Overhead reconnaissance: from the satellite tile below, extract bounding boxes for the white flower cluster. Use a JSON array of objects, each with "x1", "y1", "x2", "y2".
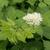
[{"x1": 23, "y1": 12, "x2": 43, "y2": 26}]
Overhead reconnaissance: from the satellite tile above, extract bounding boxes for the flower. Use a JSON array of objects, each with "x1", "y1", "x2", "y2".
[{"x1": 23, "y1": 12, "x2": 43, "y2": 26}]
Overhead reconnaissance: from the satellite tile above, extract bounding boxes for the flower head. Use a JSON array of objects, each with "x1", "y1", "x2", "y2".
[{"x1": 23, "y1": 12, "x2": 43, "y2": 26}]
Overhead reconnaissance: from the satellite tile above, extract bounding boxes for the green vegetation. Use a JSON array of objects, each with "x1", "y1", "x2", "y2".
[{"x1": 0, "y1": 0, "x2": 50, "y2": 50}]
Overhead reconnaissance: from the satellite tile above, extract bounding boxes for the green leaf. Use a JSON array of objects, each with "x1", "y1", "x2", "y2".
[
  {"x1": 27, "y1": 7, "x2": 34, "y2": 13},
  {"x1": 0, "y1": 19, "x2": 17, "y2": 43},
  {"x1": 39, "y1": 2, "x2": 46, "y2": 8},
  {"x1": 6, "y1": 7, "x2": 25, "y2": 20},
  {"x1": 44, "y1": 0, "x2": 50, "y2": 5},
  {"x1": 27, "y1": 0, "x2": 36, "y2": 5},
  {"x1": 44, "y1": 41, "x2": 50, "y2": 50},
  {"x1": 43, "y1": 26, "x2": 50, "y2": 39},
  {"x1": 39, "y1": 2, "x2": 49, "y2": 13},
  {"x1": 6, "y1": 7, "x2": 18, "y2": 20},
  {"x1": 34, "y1": 26, "x2": 43, "y2": 37},
  {"x1": 43, "y1": 11, "x2": 50, "y2": 27},
  {"x1": 0, "y1": 0, "x2": 8, "y2": 9}
]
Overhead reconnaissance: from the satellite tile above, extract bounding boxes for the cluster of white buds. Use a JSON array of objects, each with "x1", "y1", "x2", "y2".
[{"x1": 23, "y1": 12, "x2": 43, "y2": 26}]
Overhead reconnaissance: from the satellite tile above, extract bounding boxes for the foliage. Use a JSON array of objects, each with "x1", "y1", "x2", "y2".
[{"x1": 0, "y1": 0, "x2": 50, "y2": 50}]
